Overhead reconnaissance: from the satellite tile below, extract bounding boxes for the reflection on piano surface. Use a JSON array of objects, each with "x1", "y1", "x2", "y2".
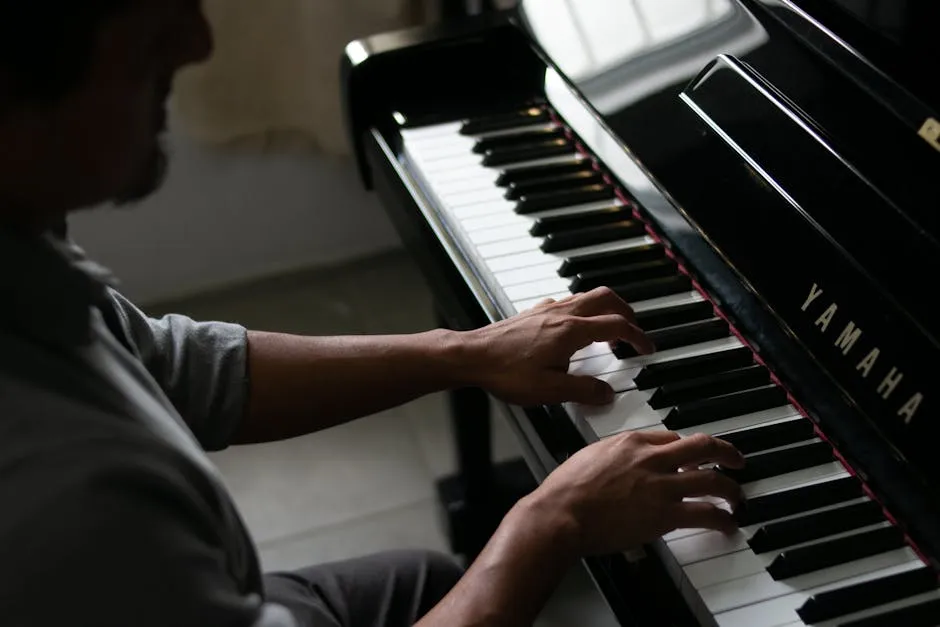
[{"x1": 343, "y1": 1, "x2": 940, "y2": 625}]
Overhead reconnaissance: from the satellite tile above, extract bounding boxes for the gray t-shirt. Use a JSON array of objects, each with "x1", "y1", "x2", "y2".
[{"x1": 0, "y1": 229, "x2": 296, "y2": 627}]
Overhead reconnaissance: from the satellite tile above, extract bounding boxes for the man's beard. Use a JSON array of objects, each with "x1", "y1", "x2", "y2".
[{"x1": 114, "y1": 135, "x2": 169, "y2": 205}]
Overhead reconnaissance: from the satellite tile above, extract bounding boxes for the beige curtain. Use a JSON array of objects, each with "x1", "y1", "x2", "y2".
[{"x1": 170, "y1": 0, "x2": 435, "y2": 156}]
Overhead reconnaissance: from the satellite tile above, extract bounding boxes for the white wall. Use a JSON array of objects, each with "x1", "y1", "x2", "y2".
[{"x1": 69, "y1": 124, "x2": 401, "y2": 305}]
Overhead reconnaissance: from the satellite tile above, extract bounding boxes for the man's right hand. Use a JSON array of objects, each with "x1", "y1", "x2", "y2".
[{"x1": 526, "y1": 430, "x2": 746, "y2": 556}]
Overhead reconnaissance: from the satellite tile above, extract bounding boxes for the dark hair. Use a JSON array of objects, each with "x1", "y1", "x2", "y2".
[{"x1": 0, "y1": 2, "x2": 131, "y2": 103}]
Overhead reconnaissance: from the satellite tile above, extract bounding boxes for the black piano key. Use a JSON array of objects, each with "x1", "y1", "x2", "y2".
[
  {"x1": 541, "y1": 221, "x2": 646, "y2": 254},
  {"x1": 634, "y1": 347, "x2": 754, "y2": 390},
  {"x1": 516, "y1": 183, "x2": 615, "y2": 214},
  {"x1": 570, "y1": 258, "x2": 678, "y2": 292},
  {"x1": 749, "y1": 500, "x2": 885, "y2": 553},
  {"x1": 634, "y1": 300, "x2": 715, "y2": 332},
  {"x1": 614, "y1": 317, "x2": 728, "y2": 360},
  {"x1": 664, "y1": 384, "x2": 789, "y2": 430},
  {"x1": 473, "y1": 127, "x2": 565, "y2": 154},
  {"x1": 611, "y1": 275, "x2": 692, "y2": 309},
  {"x1": 559, "y1": 243, "x2": 667, "y2": 277},
  {"x1": 717, "y1": 418, "x2": 816, "y2": 456},
  {"x1": 648, "y1": 365, "x2": 770, "y2": 409},
  {"x1": 736, "y1": 476, "x2": 862, "y2": 526},
  {"x1": 496, "y1": 161, "x2": 590, "y2": 187},
  {"x1": 720, "y1": 440, "x2": 833, "y2": 485},
  {"x1": 841, "y1": 598, "x2": 940, "y2": 627},
  {"x1": 767, "y1": 525, "x2": 906, "y2": 581},
  {"x1": 460, "y1": 107, "x2": 550, "y2": 136},
  {"x1": 798, "y1": 566, "x2": 939, "y2": 623},
  {"x1": 530, "y1": 204, "x2": 630, "y2": 236},
  {"x1": 508, "y1": 169, "x2": 603, "y2": 200},
  {"x1": 482, "y1": 138, "x2": 572, "y2": 167}
]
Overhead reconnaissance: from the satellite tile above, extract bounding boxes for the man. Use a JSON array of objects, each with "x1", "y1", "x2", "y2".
[{"x1": 0, "y1": 2, "x2": 745, "y2": 626}]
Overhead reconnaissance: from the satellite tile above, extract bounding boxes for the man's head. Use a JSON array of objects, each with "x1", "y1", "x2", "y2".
[{"x1": 0, "y1": 1, "x2": 212, "y2": 230}]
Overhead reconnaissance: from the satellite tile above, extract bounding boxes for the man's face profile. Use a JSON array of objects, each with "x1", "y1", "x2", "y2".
[{"x1": 0, "y1": 1, "x2": 213, "y2": 227}]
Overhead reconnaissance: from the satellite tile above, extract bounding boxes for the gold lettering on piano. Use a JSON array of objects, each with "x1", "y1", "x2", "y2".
[
  {"x1": 802, "y1": 282, "x2": 925, "y2": 426},
  {"x1": 877, "y1": 367, "x2": 903, "y2": 400},
  {"x1": 856, "y1": 348, "x2": 879, "y2": 378},
  {"x1": 899, "y1": 393, "x2": 923, "y2": 425},
  {"x1": 918, "y1": 117, "x2": 940, "y2": 153},
  {"x1": 802, "y1": 283, "x2": 824, "y2": 311},
  {"x1": 835, "y1": 322, "x2": 862, "y2": 355},
  {"x1": 815, "y1": 304, "x2": 837, "y2": 332}
]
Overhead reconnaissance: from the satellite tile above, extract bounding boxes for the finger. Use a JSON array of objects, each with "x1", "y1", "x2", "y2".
[
  {"x1": 654, "y1": 433, "x2": 746, "y2": 471},
  {"x1": 534, "y1": 298, "x2": 557, "y2": 309},
  {"x1": 664, "y1": 470, "x2": 744, "y2": 509},
  {"x1": 567, "y1": 287, "x2": 637, "y2": 324},
  {"x1": 667, "y1": 501, "x2": 738, "y2": 535},
  {"x1": 544, "y1": 372, "x2": 615, "y2": 405},
  {"x1": 576, "y1": 314, "x2": 655, "y2": 355},
  {"x1": 629, "y1": 430, "x2": 681, "y2": 446}
]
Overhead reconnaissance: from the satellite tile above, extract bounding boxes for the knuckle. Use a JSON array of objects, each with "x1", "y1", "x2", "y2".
[{"x1": 556, "y1": 314, "x2": 582, "y2": 332}]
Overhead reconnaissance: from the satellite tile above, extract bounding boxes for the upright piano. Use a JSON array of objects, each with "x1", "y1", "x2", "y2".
[{"x1": 342, "y1": 1, "x2": 940, "y2": 625}]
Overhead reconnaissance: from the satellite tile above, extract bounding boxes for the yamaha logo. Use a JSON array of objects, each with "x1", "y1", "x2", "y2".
[{"x1": 802, "y1": 283, "x2": 923, "y2": 426}]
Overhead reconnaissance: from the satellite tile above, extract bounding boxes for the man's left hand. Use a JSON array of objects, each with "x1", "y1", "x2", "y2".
[{"x1": 460, "y1": 287, "x2": 655, "y2": 406}]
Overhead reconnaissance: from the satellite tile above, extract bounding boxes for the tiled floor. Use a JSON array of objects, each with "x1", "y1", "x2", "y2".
[{"x1": 149, "y1": 250, "x2": 619, "y2": 626}]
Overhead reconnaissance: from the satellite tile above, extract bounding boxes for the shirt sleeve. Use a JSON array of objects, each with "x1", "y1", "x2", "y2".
[
  {"x1": 100, "y1": 288, "x2": 249, "y2": 451},
  {"x1": 0, "y1": 436, "x2": 297, "y2": 627}
]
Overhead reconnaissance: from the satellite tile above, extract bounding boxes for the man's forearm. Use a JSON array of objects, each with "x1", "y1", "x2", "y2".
[
  {"x1": 234, "y1": 330, "x2": 471, "y2": 444},
  {"x1": 418, "y1": 493, "x2": 580, "y2": 627}
]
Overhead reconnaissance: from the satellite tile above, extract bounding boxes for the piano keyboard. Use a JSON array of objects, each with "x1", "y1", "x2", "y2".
[{"x1": 400, "y1": 107, "x2": 940, "y2": 627}]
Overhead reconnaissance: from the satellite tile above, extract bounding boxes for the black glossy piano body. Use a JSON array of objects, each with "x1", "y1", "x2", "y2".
[{"x1": 343, "y1": 1, "x2": 940, "y2": 625}]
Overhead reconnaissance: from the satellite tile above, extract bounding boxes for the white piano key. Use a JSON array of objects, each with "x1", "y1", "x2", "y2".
[
  {"x1": 489, "y1": 249, "x2": 561, "y2": 273},
  {"x1": 504, "y1": 277, "x2": 572, "y2": 301},
  {"x1": 597, "y1": 366, "x2": 644, "y2": 393},
  {"x1": 478, "y1": 236, "x2": 542, "y2": 258},
  {"x1": 684, "y1": 521, "x2": 893, "y2": 590},
  {"x1": 570, "y1": 336, "x2": 744, "y2": 378},
  {"x1": 408, "y1": 139, "x2": 478, "y2": 160},
  {"x1": 701, "y1": 548, "x2": 922, "y2": 614},
  {"x1": 670, "y1": 529, "x2": 750, "y2": 567},
  {"x1": 462, "y1": 212, "x2": 532, "y2": 233},
  {"x1": 571, "y1": 342, "x2": 613, "y2": 361},
  {"x1": 682, "y1": 406, "x2": 802, "y2": 438},
  {"x1": 714, "y1": 560, "x2": 927, "y2": 627},
  {"x1": 668, "y1": 495, "x2": 871, "y2": 567},
  {"x1": 419, "y1": 153, "x2": 486, "y2": 173},
  {"x1": 631, "y1": 291, "x2": 706, "y2": 313},
  {"x1": 568, "y1": 389, "x2": 667, "y2": 438},
  {"x1": 431, "y1": 173, "x2": 500, "y2": 196},
  {"x1": 489, "y1": 236, "x2": 654, "y2": 274},
  {"x1": 467, "y1": 222, "x2": 533, "y2": 245},
  {"x1": 452, "y1": 199, "x2": 519, "y2": 220},
  {"x1": 441, "y1": 186, "x2": 509, "y2": 207},
  {"x1": 744, "y1": 461, "x2": 847, "y2": 499},
  {"x1": 399, "y1": 122, "x2": 463, "y2": 140},
  {"x1": 422, "y1": 151, "x2": 583, "y2": 174},
  {"x1": 421, "y1": 164, "x2": 497, "y2": 184},
  {"x1": 661, "y1": 464, "x2": 849, "y2": 545},
  {"x1": 494, "y1": 261, "x2": 562, "y2": 288}
]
